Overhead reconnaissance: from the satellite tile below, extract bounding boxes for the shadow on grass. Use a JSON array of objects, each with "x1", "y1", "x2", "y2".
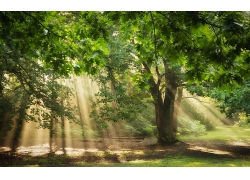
[{"x1": 1, "y1": 140, "x2": 250, "y2": 167}]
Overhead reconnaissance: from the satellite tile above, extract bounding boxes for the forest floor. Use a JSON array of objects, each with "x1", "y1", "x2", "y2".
[{"x1": 1, "y1": 129, "x2": 250, "y2": 167}]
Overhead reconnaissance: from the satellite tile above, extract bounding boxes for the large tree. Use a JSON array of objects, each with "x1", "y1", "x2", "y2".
[
  {"x1": 2, "y1": 11, "x2": 250, "y2": 145},
  {"x1": 93, "y1": 11, "x2": 250, "y2": 143}
]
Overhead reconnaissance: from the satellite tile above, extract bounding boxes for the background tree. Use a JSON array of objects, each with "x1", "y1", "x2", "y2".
[
  {"x1": 0, "y1": 12, "x2": 84, "y2": 146},
  {"x1": 90, "y1": 26, "x2": 150, "y2": 132},
  {"x1": 207, "y1": 80, "x2": 250, "y2": 121}
]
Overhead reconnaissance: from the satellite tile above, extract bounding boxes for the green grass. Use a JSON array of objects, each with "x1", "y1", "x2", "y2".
[
  {"x1": 179, "y1": 126, "x2": 250, "y2": 142},
  {"x1": 1, "y1": 154, "x2": 71, "y2": 167},
  {"x1": 73, "y1": 154, "x2": 250, "y2": 167},
  {"x1": 7, "y1": 151, "x2": 249, "y2": 167},
  {"x1": 72, "y1": 126, "x2": 250, "y2": 167},
  {"x1": 1, "y1": 126, "x2": 250, "y2": 167}
]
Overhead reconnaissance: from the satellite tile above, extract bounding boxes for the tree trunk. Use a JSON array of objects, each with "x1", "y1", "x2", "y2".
[
  {"x1": 11, "y1": 94, "x2": 28, "y2": 152},
  {"x1": 156, "y1": 86, "x2": 177, "y2": 144},
  {"x1": 61, "y1": 109, "x2": 66, "y2": 154},
  {"x1": 49, "y1": 118, "x2": 54, "y2": 153},
  {"x1": 0, "y1": 72, "x2": 4, "y2": 131},
  {"x1": 143, "y1": 61, "x2": 179, "y2": 144},
  {"x1": 158, "y1": 60, "x2": 179, "y2": 144}
]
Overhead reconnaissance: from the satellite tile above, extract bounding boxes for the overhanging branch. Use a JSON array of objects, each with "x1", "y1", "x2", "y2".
[
  {"x1": 23, "y1": 12, "x2": 62, "y2": 38},
  {"x1": 182, "y1": 96, "x2": 210, "y2": 103}
]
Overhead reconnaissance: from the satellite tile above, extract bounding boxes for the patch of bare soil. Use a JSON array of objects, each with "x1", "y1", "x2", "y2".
[{"x1": 0, "y1": 137, "x2": 250, "y2": 166}]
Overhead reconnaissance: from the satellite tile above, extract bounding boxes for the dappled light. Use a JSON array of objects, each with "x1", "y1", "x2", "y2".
[
  {"x1": 1, "y1": 78, "x2": 250, "y2": 166},
  {"x1": 229, "y1": 141, "x2": 249, "y2": 146},
  {"x1": 181, "y1": 90, "x2": 226, "y2": 127},
  {"x1": 20, "y1": 121, "x2": 50, "y2": 147},
  {"x1": 1, "y1": 11, "x2": 250, "y2": 168},
  {"x1": 1, "y1": 76, "x2": 250, "y2": 166},
  {"x1": 0, "y1": 75, "x2": 129, "y2": 156},
  {"x1": 188, "y1": 146, "x2": 233, "y2": 156}
]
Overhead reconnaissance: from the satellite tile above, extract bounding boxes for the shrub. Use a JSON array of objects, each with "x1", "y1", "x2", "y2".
[
  {"x1": 180, "y1": 100, "x2": 215, "y2": 130},
  {"x1": 178, "y1": 116, "x2": 207, "y2": 136},
  {"x1": 236, "y1": 119, "x2": 250, "y2": 127},
  {"x1": 235, "y1": 113, "x2": 250, "y2": 127}
]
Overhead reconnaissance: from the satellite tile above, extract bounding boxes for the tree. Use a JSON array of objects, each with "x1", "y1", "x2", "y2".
[
  {"x1": 95, "y1": 11, "x2": 250, "y2": 143},
  {"x1": 0, "y1": 54, "x2": 80, "y2": 146},
  {"x1": 0, "y1": 12, "x2": 83, "y2": 145},
  {"x1": 2, "y1": 11, "x2": 250, "y2": 145},
  {"x1": 0, "y1": 11, "x2": 109, "y2": 126},
  {"x1": 0, "y1": 11, "x2": 110, "y2": 75},
  {"x1": 208, "y1": 80, "x2": 250, "y2": 119},
  {"x1": 90, "y1": 26, "x2": 151, "y2": 132}
]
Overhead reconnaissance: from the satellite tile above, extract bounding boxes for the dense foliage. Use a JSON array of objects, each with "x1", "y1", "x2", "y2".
[
  {"x1": 0, "y1": 12, "x2": 81, "y2": 139},
  {"x1": 1, "y1": 11, "x2": 250, "y2": 144}
]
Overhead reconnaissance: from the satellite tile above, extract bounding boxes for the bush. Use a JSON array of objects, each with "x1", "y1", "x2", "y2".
[
  {"x1": 180, "y1": 100, "x2": 215, "y2": 130},
  {"x1": 178, "y1": 116, "x2": 206, "y2": 136},
  {"x1": 139, "y1": 125, "x2": 157, "y2": 137},
  {"x1": 236, "y1": 119, "x2": 250, "y2": 127},
  {"x1": 119, "y1": 103, "x2": 157, "y2": 137},
  {"x1": 235, "y1": 113, "x2": 250, "y2": 127},
  {"x1": 123, "y1": 124, "x2": 157, "y2": 137}
]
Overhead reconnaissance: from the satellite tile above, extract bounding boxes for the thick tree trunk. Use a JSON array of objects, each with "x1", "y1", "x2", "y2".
[
  {"x1": 156, "y1": 86, "x2": 177, "y2": 144},
  {"x1": 143, "y1": 61, "x2": 179, "y2": 144}
]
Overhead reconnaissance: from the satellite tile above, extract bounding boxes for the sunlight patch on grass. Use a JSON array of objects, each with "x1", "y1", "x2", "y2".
[
  {"x1": 111, "y1": 150, "x2": 133, "y2": 154},
  {"x1": 132, "y1": 150, "x2": 145, "y2": 155},
  {"x1": 129, "y1": 159, "x2": 147, "y2": 164},
  {"x1": 185, "y1": 162, "x2": 203, "y2": 166},
  {"x1": 25, "y1": 164, "x2": 39, "y2": 167},
  {"x1": 0, "y1": 147, "x2": 11, "y2": 152},
  {"x1": 229, "y1": 141, "x2": 249, "y2": 146},
  {"x1": 154, "y1": 149, "x2": 167, "y2": 152},
  {"x1": 55, "y1": 150, "x2": 65, "y2": 155},
  {"x1": 179, "y1": 126, "x2": 250, "y2": 142},
  {"x1": 188, "y1": 146, "x2": 233, "y2": 156},
  {"x1": 85, "y1": 148, "x2": 99, "y2": 152},
  {"x1": 16, "y1": 144, "x2": 50, "y2": 156}
]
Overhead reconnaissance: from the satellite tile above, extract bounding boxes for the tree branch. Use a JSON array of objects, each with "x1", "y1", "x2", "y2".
[
  {"x1": 23, "y1": 12, "x2": 62, "y2": 38},
  {"x1": 157, "y1": 11, "x2": 199, "y2": 49},
  {"x1": 149, "y1": 11, "x2": 158, "y2": 60},
  {"x1": 142, "y1": 61, "x2": 151, "y2": 74},
  {"x1": 155, "y1": 65, "x2": 161, "y2": 86},
  {"x1": 182, "y1": 96, "x2": 210, "y2": 103}
]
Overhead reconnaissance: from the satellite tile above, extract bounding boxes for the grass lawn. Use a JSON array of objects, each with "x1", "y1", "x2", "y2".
[
  {"x1": 1, "y1": 126, "x2": 250, "y2": 167},
  {"x1": 179, "y1": 126, "x2": 250, "y2": 142}
]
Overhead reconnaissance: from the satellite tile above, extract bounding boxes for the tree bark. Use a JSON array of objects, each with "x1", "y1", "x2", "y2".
[
  {"x1": 11, "y1": 94, "x2": 28, "y2": 152},
  {"x1": 156, "y1": 86, "x2": 177, "y2": 144},
  {"x1": 0, "y1": 71, "x2": 3, "y2": 119},
  {"x1": 143, "y1": 61, "x2": 178, "y2": 144},
  {"x1": 49, "y1": 118, "x2": 54, "y2": 153}
]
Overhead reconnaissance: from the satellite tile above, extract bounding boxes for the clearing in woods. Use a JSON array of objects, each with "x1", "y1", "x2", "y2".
[{"x1": 0, "y1": 126, "x2": 250, "y2": 167}]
